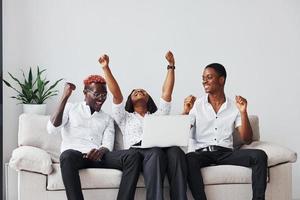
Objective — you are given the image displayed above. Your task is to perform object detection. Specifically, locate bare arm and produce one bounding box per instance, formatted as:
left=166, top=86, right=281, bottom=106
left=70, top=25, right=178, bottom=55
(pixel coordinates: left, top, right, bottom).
left=161, top=51, right=175, bottom=102
left=50, top=83, right=76, bottom=126
left=236, top=96, right=253, bottom=144
left=99, top=54, right=123, bottom=104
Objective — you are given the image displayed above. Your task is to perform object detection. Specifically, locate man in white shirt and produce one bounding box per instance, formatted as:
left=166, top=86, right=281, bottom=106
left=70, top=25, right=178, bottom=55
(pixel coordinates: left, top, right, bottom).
left=182, top=63, right=268, bottom=200
left=47, top=75, right=142, bottom=200
left=100, top=52, right=188, bottom=200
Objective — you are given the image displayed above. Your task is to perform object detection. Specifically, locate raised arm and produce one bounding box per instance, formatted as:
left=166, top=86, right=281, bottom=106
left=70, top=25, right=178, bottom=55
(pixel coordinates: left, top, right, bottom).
left=99, top=54, right=123, bottom=104
left=161, top=51, right=175, bottom=102
left=50, top=82, right=76, bottom=126
left=235, top=95, right=253, bottom=144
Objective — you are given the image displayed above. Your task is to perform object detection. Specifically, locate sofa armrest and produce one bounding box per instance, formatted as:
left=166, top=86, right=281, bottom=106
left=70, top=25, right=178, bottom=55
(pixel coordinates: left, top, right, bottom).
left=9, top=146, right=53, bottom=175
left=241, top=141, right=297, bottom=167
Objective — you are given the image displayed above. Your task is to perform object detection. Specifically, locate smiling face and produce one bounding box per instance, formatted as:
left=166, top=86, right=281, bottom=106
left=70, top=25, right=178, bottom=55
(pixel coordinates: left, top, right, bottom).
left=130, top=88, right=149, bottom=105
left=84, top=82, right=107, bottom=112
left=202, top=67, right=225, bottom=94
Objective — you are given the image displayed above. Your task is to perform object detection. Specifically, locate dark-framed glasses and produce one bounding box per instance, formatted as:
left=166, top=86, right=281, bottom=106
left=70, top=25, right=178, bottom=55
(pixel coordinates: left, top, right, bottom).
left=85, top=89, right=107, bottom=99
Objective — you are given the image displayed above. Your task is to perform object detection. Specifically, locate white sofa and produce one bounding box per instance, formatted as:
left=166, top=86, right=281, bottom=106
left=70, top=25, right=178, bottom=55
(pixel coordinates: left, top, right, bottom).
left=9, top=113, right=297, bottom=200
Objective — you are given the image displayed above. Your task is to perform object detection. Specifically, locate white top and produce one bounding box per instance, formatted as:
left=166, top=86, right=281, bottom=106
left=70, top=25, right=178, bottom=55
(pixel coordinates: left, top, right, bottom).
left=47, top=102, right=115, bottom=153
left=188, top=95, right=241, bottom=151
left=112, top=98, right=171, bottom=149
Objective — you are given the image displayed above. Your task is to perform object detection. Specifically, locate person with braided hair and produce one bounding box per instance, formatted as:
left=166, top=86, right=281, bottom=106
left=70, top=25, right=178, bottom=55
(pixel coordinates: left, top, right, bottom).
left=100, top=51, right=188, bottom=200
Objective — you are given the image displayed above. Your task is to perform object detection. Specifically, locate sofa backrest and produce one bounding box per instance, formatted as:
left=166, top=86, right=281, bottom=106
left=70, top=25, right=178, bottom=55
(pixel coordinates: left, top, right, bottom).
left=233, top=115, right=260, bottom=149
left=18, top=114, right=61, bottom=163
left=17, top=114, right=125, bottom=162
left=17, top=114, right=260, bottom=161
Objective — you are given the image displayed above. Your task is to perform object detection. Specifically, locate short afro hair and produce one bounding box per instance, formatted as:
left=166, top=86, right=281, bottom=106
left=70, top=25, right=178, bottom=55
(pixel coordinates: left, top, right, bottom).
left=205, top=63, right=227, bottom=82
left=83, top=75, right=106, bottom=87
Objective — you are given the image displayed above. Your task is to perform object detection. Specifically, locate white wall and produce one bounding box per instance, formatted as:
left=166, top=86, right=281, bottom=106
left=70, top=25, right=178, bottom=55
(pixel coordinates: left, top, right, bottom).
left=3, top=0, right=300, bottom=199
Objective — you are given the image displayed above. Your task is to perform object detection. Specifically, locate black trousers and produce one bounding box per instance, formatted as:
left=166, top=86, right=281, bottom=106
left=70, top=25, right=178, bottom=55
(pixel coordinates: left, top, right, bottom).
left=131, top=146, right=188, bottom=200
left=60, top=149, right=142, bottom=200
left=186, top=148, right=268, bottom=200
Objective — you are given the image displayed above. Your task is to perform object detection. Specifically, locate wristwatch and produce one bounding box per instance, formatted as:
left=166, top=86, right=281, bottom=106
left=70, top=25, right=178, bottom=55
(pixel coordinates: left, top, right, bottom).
left=167, top=65, right=175, bottom=70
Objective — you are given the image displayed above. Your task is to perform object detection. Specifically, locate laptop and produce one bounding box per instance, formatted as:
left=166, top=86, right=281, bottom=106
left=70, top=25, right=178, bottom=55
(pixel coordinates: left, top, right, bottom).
left=139, top=115, right=190, bottom=148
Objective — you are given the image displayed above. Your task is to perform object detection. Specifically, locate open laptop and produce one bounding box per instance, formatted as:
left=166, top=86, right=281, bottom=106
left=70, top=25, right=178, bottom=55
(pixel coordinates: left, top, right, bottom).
left=139, top=115, right=190, bottom=148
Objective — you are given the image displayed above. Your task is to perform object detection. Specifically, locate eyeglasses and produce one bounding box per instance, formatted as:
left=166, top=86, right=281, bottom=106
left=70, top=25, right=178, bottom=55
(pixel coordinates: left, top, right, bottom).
left=85, top=89, right=107, bottom=100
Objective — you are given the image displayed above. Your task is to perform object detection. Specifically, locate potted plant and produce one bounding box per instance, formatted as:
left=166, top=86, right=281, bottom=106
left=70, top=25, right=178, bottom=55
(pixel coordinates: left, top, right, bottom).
left=2, top=66, right=63, bottom=115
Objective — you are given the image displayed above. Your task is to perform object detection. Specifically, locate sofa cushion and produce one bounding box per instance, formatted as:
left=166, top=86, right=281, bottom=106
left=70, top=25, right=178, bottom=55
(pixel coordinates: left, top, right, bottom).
left=242, top=141, right=297, bottom=167
left=9, top=146, right=53, bottom=175
left=47, top=164, right=253, bottom=190
left=48, top=164, right=123, bottom=190
left=18, top=114, right=61, bottom=163
left=202, top=165, right=252, bottom=184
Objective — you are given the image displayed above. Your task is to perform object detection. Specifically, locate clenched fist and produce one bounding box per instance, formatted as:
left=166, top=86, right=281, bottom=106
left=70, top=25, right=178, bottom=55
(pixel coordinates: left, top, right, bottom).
left=98, top=54, right=109, bottom=68
left=235, top=95, right=248, bottom=113
left=165, top=51, right=175, bottom=66
left=182, top=95, right=196, bottom=114
left=63, top=82, right=76, bottom=99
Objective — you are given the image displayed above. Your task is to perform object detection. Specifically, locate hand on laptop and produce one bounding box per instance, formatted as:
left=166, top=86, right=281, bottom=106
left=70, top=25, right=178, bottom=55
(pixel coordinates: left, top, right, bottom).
left=182, top=95, right=196, bottom=114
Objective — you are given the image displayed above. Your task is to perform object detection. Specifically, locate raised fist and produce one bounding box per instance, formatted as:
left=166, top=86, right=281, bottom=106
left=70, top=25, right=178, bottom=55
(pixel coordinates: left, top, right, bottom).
left=63, top=82, right=76, bottom=98
left=183, top=95, right=196, bottom=114
left=165, top=51, right=175, bottom=66
left=235, top=95, right=248, bottom=113
left=98, top=54, right=109, bottom=67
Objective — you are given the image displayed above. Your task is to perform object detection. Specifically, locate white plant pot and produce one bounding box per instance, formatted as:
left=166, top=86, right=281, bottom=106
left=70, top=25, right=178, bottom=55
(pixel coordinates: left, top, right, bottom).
left=23, top=104, right=47, bottom=115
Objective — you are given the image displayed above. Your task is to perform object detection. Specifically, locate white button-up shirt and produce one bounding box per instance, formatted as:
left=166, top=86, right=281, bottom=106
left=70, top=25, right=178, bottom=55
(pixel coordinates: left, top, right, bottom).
left=189, top=95, right=241, bottom=152
left=47, top=102, right=115, bottom=153
left=112, top=98, right=171, bottom=149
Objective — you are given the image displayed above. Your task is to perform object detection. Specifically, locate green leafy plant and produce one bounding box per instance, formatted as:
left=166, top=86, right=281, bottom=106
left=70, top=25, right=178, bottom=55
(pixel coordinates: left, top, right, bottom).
left=2, top=66, right=63, bottom=104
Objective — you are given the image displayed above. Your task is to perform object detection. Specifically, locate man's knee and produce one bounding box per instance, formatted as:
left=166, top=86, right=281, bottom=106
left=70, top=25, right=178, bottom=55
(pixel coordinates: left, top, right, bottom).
left=186, top=152, right=200, bottom=167
left=251, top=149, right=268, bottom=165
left=186, top=152, right=197, bottom=161
left=60, top=149, right=81, bottom=164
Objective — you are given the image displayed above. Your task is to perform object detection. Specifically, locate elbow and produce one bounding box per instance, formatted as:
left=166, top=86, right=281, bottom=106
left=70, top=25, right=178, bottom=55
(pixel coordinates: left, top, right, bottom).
left=244, top=139, right=252, bottom=145
left=113, top=96, right=123, bottom=105
left=243, top=134, right=253, bottom=145
left=50, top=116, right=62, bottom=127
left=162, top=93, right=172, bottom=102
